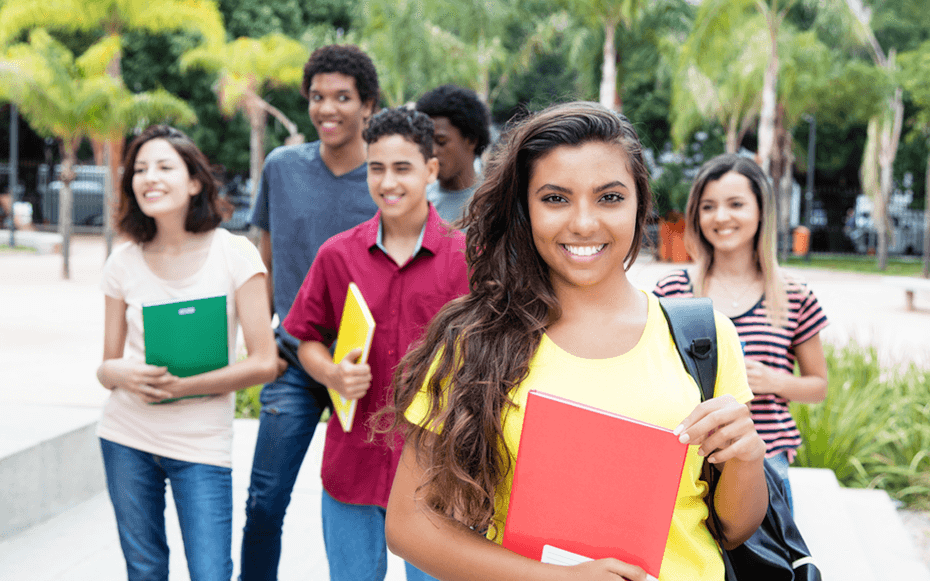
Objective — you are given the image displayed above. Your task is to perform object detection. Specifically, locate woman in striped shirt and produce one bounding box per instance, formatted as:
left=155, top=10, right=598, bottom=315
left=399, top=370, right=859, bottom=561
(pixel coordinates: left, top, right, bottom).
left=653, top=153, right=828, bottom=511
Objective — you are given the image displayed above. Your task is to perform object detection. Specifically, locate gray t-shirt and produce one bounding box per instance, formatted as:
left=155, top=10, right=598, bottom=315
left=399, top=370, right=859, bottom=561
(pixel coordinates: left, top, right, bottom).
left=250, top=141, right=377, bottom=360
left=426, top=181, right=477, bottom=225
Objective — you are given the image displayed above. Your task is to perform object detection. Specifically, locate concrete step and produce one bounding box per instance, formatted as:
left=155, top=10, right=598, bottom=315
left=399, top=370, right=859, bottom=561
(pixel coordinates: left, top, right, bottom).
left=0, top=419, right=408, bottom=581
left=0, top=404, right=104, bottom=540
left=791, top=467, right=930, bottom=581
left=839, top=487, right=930, bottom=581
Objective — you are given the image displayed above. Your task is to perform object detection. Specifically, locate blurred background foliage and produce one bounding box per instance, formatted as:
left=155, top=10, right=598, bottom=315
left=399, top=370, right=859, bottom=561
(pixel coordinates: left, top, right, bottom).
left=0, top=0, right=928, bottom=221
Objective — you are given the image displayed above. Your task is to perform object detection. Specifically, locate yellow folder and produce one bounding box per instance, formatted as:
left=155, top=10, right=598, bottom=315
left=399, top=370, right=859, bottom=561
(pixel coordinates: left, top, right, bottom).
left=330, top=282, right=376, bottom=432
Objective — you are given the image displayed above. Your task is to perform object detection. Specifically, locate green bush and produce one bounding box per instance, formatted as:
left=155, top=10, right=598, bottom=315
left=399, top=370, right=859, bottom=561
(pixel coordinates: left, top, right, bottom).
left=235, top=385, right=263, bottom=419
left=792, top=342, right=930, bottom=509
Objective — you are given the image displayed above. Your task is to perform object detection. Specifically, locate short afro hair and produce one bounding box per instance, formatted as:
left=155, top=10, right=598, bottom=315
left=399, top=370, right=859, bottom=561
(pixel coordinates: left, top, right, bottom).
left=416, top=84, right=491, bottom=155
left=362, top=107, right=435, bottom=161
left=301, top=45, right=379, bottom=106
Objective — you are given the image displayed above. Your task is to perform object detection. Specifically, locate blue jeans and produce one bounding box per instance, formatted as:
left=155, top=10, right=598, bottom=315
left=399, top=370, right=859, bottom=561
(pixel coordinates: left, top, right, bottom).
left=322, top=490, right=438, bottom=581
left=239, top=363, right=327, bottom=580
left=768, top=451, right=794, bottom=514
left=99, top=438, right=233, bottom=581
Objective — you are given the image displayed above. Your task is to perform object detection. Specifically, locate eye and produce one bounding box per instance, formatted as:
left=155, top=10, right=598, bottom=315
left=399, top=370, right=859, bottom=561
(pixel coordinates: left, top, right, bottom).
left=700, top=203, right=713, bottom=212
left=311, top=94, right=322, bottom=101
left=600, top=192, right=624, bottom=203
left=541, top=193, right=567, bottom=204
left=338, top=95, right=350, bottom=102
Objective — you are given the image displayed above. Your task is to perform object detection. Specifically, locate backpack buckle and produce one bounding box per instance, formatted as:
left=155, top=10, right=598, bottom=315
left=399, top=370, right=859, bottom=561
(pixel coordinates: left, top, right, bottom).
left=689, top=338, right=713, bottom=359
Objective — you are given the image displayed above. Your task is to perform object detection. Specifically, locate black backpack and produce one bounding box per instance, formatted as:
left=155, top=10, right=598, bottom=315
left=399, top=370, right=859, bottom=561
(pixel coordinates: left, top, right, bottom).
left=658, top=297, right=822, bottom=581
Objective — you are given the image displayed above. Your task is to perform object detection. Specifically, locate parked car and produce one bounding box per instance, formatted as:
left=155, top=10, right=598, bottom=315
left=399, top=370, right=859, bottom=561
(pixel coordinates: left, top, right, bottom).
left=39, top=164, right=107, bottom=227
left=848, top=194, right=925, bottom=256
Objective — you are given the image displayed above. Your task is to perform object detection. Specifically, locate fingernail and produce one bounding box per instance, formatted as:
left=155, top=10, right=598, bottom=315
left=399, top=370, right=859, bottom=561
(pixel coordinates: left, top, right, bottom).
left=696, top=447, right=705, bottom=456
left=708, top=456, right=716, bottom=463
left=647, top=576, right=659, bottom=581
left=678, top=432, right=690, bottom=444
left=673, top=424, right=683, bottom=436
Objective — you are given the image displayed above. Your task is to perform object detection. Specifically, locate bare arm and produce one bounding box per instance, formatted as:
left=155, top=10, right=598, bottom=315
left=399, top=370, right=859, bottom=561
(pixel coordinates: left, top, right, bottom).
left=96, top=295, right=174, bottom=403
left=745, top=333, right=828, bottom=403
left=257, top=229, right=274, bottom=317
left=386, top=441, right=649, bottom=581
left=675, top=395, right=768, bottom=548
left=165, top=273, right=278, bottom=398
left=297, top=342, right=372, bottom=400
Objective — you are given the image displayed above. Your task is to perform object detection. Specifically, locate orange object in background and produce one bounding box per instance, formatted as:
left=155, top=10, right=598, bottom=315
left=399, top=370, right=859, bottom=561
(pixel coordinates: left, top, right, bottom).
left=658, top=212, right=690, bottom=262
left=793, top=226, right=810, bottom=256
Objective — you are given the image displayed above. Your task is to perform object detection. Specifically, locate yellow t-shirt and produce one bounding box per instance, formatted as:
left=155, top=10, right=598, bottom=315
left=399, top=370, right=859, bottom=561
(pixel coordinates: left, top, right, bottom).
left=406, top=292, right=752, bottom=581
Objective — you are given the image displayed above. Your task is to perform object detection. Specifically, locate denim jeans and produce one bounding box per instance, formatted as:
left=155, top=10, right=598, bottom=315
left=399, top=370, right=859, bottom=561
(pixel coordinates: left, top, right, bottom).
left=239, top=363, right=327, bottom=580
left=321, top=490, right=438, bottom=581
left=99, top=438, right=233, bottom=581
left=768, top=451, right=794, bottom=514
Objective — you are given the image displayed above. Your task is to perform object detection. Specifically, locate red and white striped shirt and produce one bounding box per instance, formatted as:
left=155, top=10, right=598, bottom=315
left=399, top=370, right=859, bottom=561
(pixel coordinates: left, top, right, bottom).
left=653, top=269, right=829, bottom=462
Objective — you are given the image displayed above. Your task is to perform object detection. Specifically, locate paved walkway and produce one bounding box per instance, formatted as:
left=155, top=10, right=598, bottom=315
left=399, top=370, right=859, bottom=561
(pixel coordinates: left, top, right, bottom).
left=1, top=234, right=929, bottom=580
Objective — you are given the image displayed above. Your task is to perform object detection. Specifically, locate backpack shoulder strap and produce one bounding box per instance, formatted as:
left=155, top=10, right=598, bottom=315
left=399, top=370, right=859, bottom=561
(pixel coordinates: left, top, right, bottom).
left=658, top=297, right=718, bottom=402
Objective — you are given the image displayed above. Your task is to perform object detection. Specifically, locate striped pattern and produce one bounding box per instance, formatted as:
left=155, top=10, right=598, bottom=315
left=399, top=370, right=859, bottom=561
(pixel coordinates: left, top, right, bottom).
left=653, top=269, right=829, bottom=461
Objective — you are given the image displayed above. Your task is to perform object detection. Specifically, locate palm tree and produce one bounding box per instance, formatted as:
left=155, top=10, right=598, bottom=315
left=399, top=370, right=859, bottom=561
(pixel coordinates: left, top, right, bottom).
left=0, top=30, right=195, bottom=278
left=0, top=0, right=224, bottom=255
left=561, top=0, right=644, bottom=111
left=181, top=34, right=308, bottom=202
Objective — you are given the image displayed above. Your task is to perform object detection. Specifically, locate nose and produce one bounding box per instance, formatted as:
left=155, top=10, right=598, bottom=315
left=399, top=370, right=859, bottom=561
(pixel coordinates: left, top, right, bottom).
left=569, top=199, right=598, bottom=237
left=381, top=169, right=398, bottom=190
left=318, top=96, right=336, bottom=115
left=713, top=205, right=728, bottom=222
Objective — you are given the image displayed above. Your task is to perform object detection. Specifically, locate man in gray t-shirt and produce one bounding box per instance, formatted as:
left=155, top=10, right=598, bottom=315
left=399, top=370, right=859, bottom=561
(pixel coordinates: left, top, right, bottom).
left=240, top=45, right=379, bottom=581
left=416, top=84, right=491, bottom=225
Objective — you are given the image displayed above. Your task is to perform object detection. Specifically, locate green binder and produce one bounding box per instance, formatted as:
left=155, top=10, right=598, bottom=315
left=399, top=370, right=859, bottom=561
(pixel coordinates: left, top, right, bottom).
left=143, top=295, right=228, bottom=404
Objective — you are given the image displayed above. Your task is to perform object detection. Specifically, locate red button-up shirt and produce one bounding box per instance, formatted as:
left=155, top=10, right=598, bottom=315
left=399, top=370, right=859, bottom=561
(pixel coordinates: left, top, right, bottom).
left=283, top=205, right=469, bottom=507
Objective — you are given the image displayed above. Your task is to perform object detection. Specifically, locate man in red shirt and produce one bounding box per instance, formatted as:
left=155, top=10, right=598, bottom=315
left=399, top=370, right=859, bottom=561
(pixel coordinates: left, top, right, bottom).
left=283, top=108, right=469, bottom=581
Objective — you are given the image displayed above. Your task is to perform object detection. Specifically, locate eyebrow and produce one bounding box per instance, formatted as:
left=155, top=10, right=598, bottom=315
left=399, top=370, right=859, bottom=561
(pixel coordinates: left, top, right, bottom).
left=533, top=180, right=629, bottom=196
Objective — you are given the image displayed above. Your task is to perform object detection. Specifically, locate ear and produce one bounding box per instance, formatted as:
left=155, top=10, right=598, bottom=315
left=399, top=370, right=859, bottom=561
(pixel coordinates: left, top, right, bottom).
left=189, top=178, right=202, bottom=197
left=465, top=135, right=478, bottom=154
left=362, top=100, right=376, bottom=122
left=426, top=157, right=440, bottom=183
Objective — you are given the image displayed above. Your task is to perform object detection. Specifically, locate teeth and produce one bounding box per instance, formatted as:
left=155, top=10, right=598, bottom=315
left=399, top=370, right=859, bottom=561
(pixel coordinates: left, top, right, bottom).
left=564, top=244, right=605, bottom=257
left=321, top=121, right=337, bottom=128
left=717, top=229, right=735, bottom=235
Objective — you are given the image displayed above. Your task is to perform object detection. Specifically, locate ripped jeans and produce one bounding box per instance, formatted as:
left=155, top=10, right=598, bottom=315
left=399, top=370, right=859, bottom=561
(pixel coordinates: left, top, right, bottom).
left=239, top=363, right=328, bottom=580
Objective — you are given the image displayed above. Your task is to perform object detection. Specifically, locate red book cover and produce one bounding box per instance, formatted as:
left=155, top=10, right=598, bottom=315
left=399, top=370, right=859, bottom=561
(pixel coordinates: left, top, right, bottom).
left=502, top=390, right=688, bottom=578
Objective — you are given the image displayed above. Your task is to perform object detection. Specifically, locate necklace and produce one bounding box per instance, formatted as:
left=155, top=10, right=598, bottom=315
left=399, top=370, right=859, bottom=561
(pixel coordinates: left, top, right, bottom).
left=711, top=275, right=761, bottom=308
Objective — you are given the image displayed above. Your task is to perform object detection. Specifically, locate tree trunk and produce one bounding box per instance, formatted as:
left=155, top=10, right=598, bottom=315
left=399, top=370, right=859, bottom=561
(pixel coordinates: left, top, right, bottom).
left=59, top=140, right=78, bottom=280
left=756, top=17, right=778, bottom=176
left=876, top=87, right=904, bottom=271
left=923, top=149, right=929, bottom=278
left=103, top=141, right=117, bottom=257
left=247, top=97, right=267, bottom=203
left=599, top=18, right=618, bottom=111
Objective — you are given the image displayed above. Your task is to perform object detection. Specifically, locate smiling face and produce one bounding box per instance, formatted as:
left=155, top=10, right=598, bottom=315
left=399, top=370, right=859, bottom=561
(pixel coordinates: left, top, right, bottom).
left=308, top=72, right=374, bottom=154
left=431, top=116, right=477, bottom=189
left=697, top=171, right=761, bottom=256
left=131, top=138, right=200, bottom=221
left=367, top=134, right=438, bottom=226
left=527, top=141, right=638, bottom=294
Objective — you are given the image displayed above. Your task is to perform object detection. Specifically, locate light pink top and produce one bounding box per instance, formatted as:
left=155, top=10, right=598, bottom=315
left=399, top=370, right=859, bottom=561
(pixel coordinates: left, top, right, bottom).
left=98, top=228, right=265, bottom=468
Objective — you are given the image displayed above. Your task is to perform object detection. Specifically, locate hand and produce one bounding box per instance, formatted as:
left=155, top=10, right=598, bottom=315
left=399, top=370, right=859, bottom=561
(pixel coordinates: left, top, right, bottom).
left=744, top=359, right=781, bottom=396
left=674, top=395, right=766, bottom=465
left=98, top=358, right=177, bottom=404
left=327, top=347, right=372, bottom=400
left=275, top=356, right=289, bottom=378
left=558, top=558, right=651, bottom=580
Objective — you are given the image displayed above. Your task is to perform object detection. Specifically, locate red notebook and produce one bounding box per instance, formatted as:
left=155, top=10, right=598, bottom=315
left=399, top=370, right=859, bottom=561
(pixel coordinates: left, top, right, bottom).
left=502, top=390, right=688, bottom=578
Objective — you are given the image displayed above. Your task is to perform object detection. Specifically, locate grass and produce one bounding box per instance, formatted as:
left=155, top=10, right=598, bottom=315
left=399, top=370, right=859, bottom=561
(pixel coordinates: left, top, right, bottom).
left=784, top=253, right=926, bottom=276
left=792, top=342, right=930, bottom=509
left=0, top=244, right=36, bottom=254
left=235, top=383, right=331, bottom=423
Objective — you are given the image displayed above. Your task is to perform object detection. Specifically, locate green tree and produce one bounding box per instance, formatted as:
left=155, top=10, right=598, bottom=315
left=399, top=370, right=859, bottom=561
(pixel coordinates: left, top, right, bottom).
left=0, top=30, right=194, bottom=277
left=560, top=0, right=644, bottom=111
left=182, top=34, right=308, bottom=201
left=899, top=42, right=930, bottom=276
left=0, top=0, right=224, bottom=256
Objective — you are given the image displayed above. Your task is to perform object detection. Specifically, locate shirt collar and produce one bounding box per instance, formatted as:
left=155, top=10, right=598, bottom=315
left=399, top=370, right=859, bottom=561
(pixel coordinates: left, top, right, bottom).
left=369, top=203, right=446, bottom=257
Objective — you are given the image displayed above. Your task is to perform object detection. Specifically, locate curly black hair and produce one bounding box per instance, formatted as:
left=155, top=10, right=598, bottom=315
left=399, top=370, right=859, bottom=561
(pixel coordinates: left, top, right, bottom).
left=300, top=44, right=379, bottom=106
left=362, top=107, right=435, bottom=161
left=416, top=84, right=491, bottom=155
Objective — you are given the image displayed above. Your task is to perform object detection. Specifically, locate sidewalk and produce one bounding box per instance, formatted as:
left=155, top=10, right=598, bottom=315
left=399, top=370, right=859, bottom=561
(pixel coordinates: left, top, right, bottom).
left=1, top=236, right=929, bottom=579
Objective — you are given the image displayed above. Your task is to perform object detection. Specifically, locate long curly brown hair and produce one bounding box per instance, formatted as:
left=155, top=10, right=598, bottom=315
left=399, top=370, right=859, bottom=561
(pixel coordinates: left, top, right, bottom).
left=386, top=101, right=653, bottom=535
